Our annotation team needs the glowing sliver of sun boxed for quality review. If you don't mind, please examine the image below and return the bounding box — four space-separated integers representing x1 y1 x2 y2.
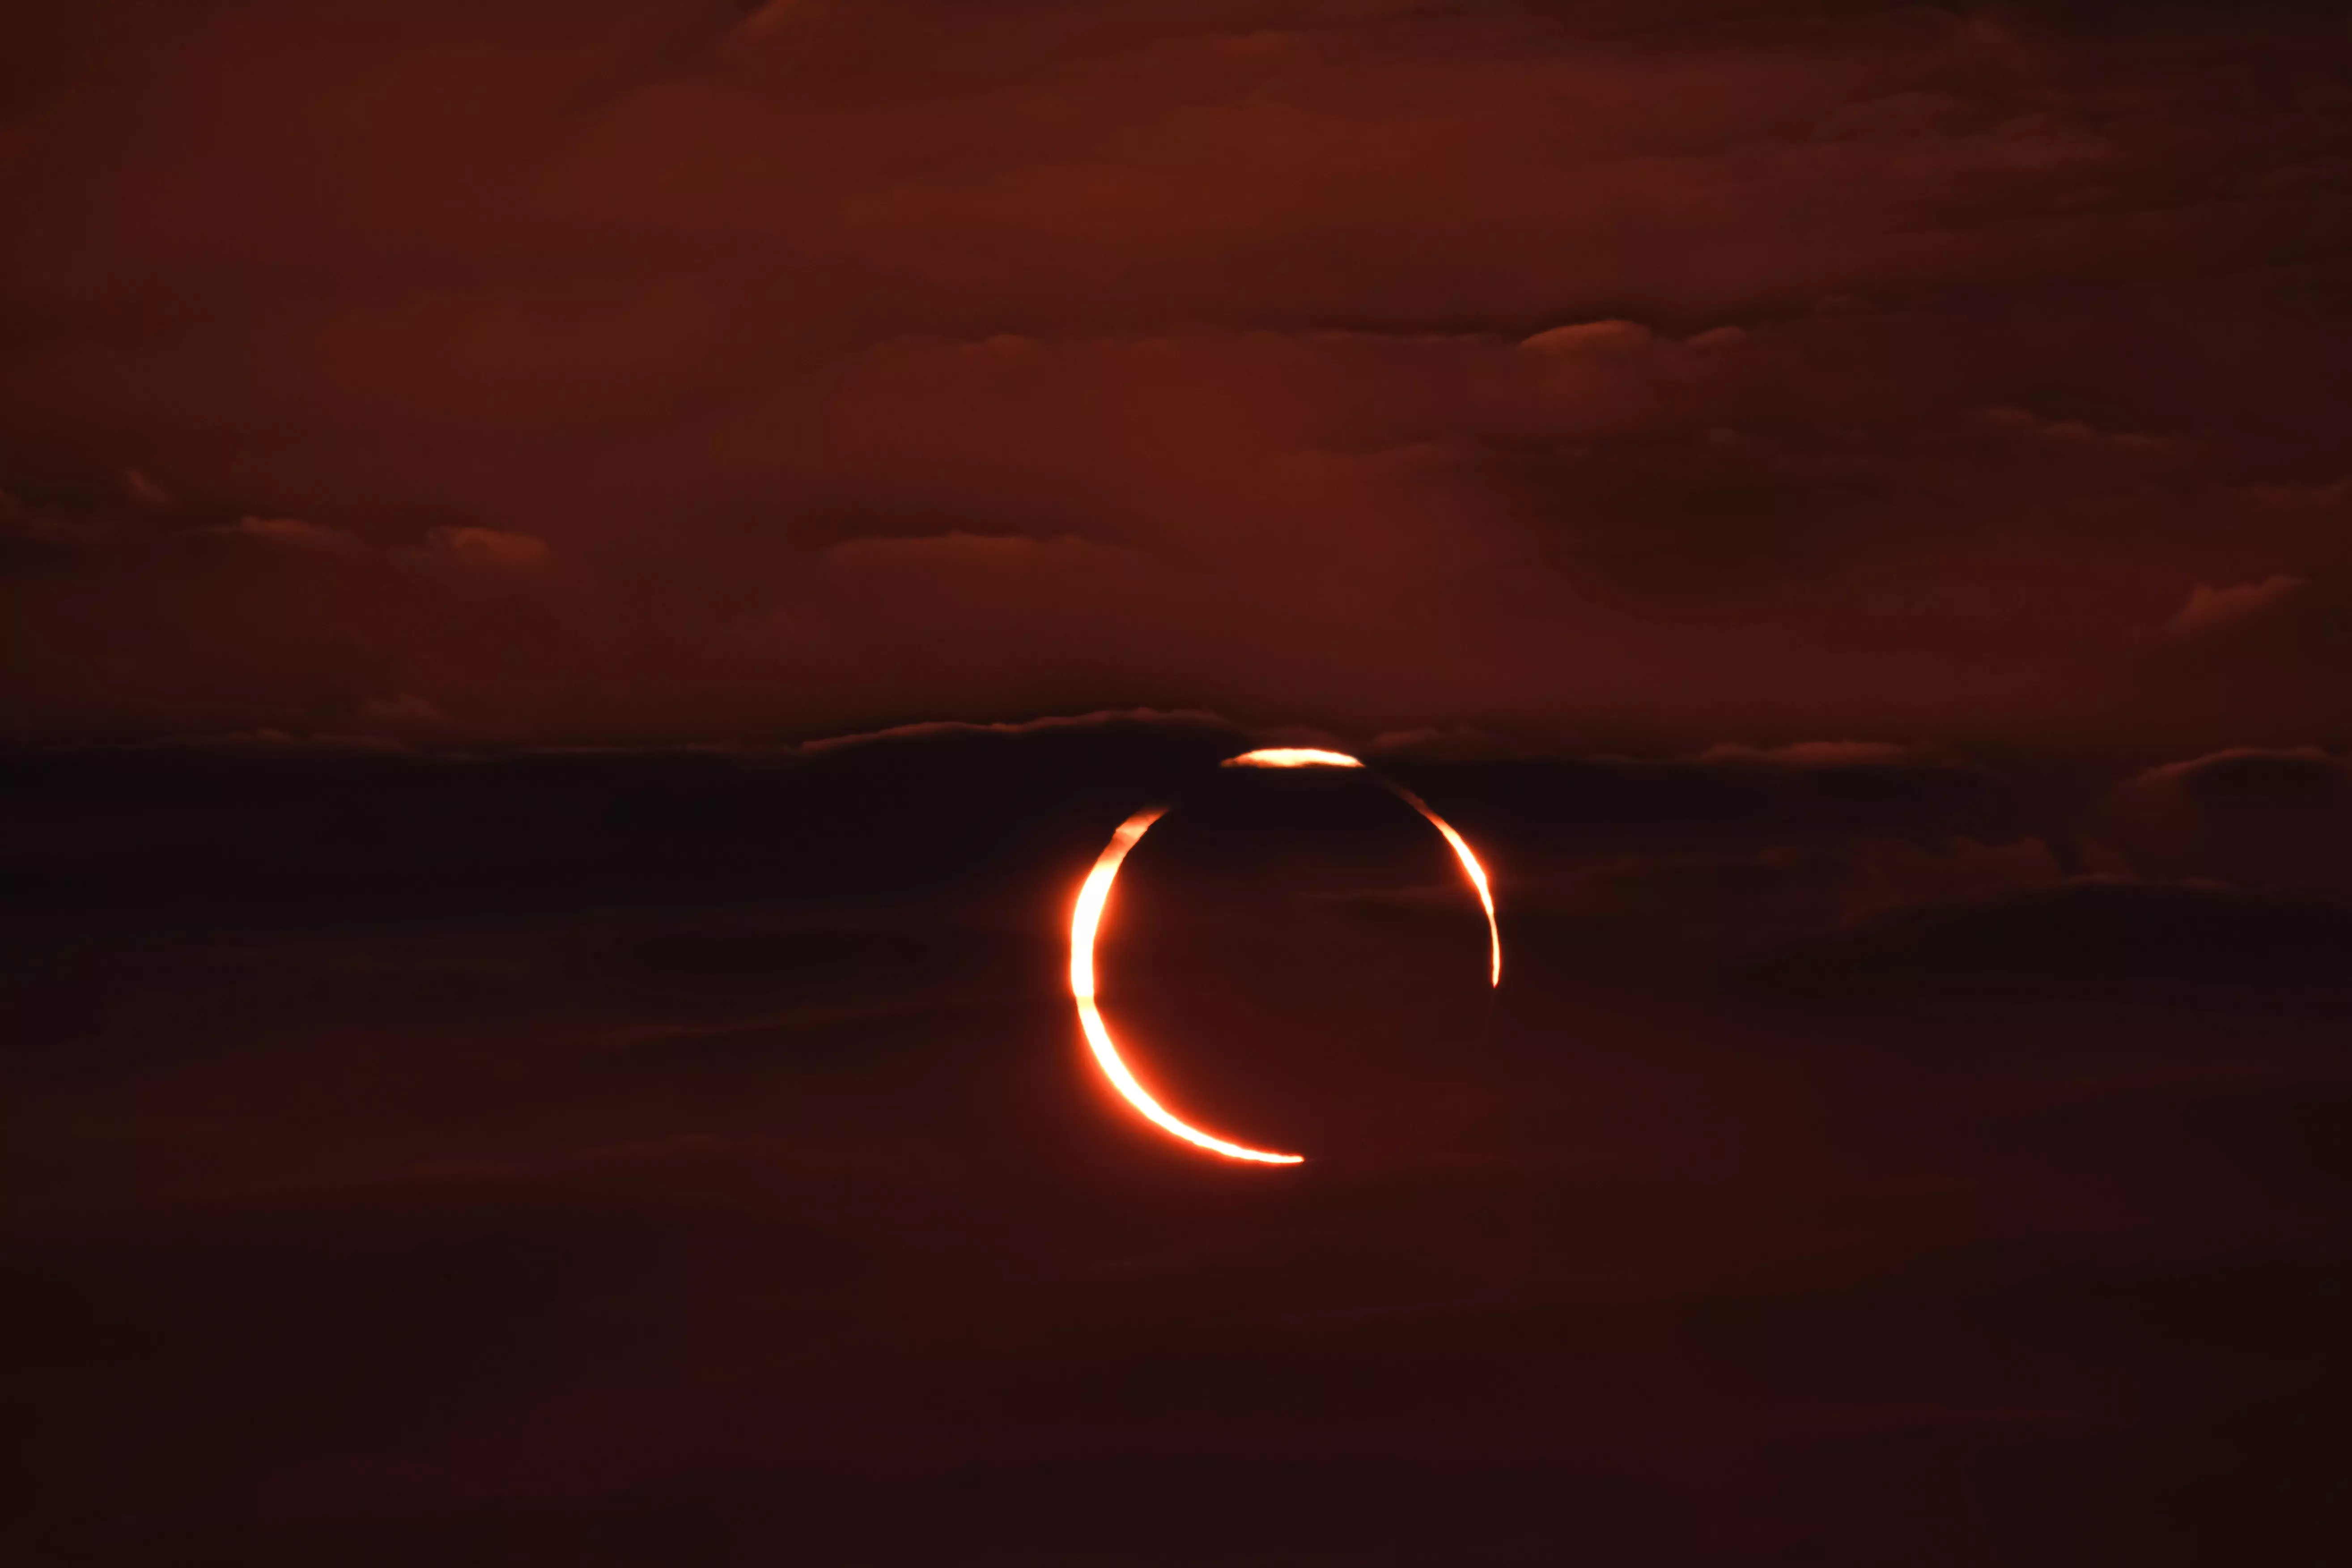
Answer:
1222 748 1365 769
1069 807 1305 1165
1067 749 1504 1164
1390 786 1502 988
1220 747 1498 982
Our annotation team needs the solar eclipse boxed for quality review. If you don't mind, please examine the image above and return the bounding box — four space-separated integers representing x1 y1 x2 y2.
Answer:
1068 747 1500 1164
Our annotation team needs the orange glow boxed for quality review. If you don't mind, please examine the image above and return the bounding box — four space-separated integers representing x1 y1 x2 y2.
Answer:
1222 747 1365 769
1068 764 1503 1163
1389 786 1503 987
1069 807 1304 1164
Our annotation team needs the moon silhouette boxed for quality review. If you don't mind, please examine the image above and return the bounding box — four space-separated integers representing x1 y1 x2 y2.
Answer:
1067 747 1502 1164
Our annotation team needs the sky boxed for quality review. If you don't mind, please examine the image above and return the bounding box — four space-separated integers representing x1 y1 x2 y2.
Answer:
4 0 2350 748
6 6 2352 1564
9 715 2352 1562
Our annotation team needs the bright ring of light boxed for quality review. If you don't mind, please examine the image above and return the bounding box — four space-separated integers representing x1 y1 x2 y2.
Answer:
1068 747 1501 1165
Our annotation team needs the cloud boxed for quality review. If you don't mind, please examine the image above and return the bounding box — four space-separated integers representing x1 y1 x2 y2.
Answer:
2244 478 2352 511
2124 746 2351 803
2109 746 2352 896
1365 725 1540 762
793 705 1240 756
161 725 409 753
2169 575 2312 636
1981 406 2163 453
208 514 357 549
1691 741 1939 770
5 1 2352 743
1520 320 1653 356
1837 835 2068 918
427 525 552 570
824 530 1113 572
1777 880 2352 988
1559 834 2068 949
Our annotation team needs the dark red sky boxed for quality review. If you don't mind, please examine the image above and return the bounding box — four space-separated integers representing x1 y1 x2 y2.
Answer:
11 17 2352 1560
9 718 2352 1564
5 0 2349 746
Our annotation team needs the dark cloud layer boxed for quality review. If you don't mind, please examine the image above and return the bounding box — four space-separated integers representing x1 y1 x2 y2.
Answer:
8 720 2352 1563
5 0 2350 743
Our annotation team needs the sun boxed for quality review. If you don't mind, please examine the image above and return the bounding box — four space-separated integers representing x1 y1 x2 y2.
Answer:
1067 748 1501 1163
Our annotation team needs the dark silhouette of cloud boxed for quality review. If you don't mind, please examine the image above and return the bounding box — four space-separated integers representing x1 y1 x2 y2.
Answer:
1775 878 2352 987
11 714 2352 1564
2111 745 2352 895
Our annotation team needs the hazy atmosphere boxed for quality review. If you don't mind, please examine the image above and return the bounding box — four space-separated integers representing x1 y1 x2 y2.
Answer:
6 5 2349 1564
